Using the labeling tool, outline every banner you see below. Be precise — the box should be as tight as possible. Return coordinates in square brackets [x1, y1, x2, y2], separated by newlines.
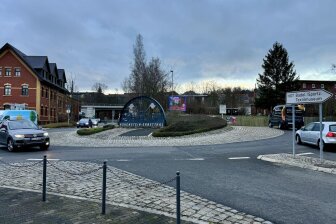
[169, 96, 186, 111]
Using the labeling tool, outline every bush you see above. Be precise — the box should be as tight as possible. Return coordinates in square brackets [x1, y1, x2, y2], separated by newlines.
[43, 122, 76, 128]
[77, 125, 114, 136]
[153, 114, 227, 137]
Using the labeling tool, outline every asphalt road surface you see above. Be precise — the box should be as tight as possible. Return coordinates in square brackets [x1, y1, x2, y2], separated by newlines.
[1, 131, 336, 224]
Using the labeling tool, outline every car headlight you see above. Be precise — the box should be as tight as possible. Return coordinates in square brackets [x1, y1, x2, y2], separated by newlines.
[43, 132, 49, 137]
[76, 122, 79, 125]
[85, 123, 89, 125]
[15, 134, 25, 138]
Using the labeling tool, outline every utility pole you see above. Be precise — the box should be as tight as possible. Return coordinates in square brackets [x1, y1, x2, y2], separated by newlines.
[171, 70, 174, 96]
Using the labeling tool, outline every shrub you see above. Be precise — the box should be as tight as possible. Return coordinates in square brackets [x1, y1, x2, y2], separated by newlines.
[43, 122, 76, 128]
[77, 125, 114, 136]
[153, 114, 227, 137]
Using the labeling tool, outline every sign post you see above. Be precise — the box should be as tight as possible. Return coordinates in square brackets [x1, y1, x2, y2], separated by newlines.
[66, 104, 71, 125]
[219, 104, 226, 119]
[286, 89, 333, 161]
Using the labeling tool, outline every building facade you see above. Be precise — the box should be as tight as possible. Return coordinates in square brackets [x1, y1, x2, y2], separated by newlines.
[0, 43, 79, 124]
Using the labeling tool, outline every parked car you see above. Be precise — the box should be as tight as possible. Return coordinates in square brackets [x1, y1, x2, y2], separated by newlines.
[269, 105, 305, 130]
[0, 119, 50, 152]
[76, 118, 99, 128]
[295, 122, 336, 150]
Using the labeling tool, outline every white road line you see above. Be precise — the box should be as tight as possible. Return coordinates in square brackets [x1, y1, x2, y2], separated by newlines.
[174, 158, 205, 161]
[116, 159, 131, 162]
[228, 157, 250, 160]
[148, 133, 153, 137]
[27, 159, 60, 161]
[297, 152, 314, 156]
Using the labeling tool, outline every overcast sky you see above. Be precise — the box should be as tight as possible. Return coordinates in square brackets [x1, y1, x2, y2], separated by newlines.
[1, 0, 335, 93]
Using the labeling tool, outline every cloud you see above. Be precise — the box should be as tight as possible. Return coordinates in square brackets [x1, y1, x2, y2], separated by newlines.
[1, 0, 336, 93]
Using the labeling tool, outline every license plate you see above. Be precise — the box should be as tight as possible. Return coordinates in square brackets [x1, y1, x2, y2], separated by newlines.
[31, 137, 40, 140]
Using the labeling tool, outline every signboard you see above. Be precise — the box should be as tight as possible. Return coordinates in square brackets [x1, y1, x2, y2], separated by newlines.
[168, 96, 186, 111]
[219, 104, 226, 114]
[286, 89, 333, 104]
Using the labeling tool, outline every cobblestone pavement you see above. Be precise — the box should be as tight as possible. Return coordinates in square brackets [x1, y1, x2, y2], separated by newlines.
[0, 160, 273, 224]
[258, 153, 336, 175]
[49, 126, 284, 147]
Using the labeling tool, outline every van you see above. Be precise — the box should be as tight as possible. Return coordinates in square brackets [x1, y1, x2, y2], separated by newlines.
[268, 105, 304, 130]
[0, 110, 38, 125]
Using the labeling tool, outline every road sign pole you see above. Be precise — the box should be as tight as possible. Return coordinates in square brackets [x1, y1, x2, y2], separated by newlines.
[319, 103, 323, 162]
[292, 105, 296, 158]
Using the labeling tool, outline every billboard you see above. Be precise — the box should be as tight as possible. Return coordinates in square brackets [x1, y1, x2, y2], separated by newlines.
[169, 96, 186, 111]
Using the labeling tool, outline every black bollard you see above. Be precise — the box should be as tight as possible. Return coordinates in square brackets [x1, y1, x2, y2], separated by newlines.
[102, 161, 107, 214]
[42, 155, 47, 201]
[176, 171, 180, 224]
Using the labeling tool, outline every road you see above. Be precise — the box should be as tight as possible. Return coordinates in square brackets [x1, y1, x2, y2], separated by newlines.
[0, 130, 336, 224]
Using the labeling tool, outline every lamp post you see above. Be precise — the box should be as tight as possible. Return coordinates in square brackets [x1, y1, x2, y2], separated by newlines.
[171, 70, 174, 97]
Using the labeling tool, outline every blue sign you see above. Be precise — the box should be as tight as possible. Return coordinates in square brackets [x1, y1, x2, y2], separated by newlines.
[119, 96, 166, 128]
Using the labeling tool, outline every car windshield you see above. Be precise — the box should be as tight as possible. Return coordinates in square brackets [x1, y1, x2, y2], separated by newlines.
[80, 119, 89, 123]
[8, 120, 37, 130]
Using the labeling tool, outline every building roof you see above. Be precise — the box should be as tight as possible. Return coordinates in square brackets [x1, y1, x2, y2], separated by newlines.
[0, 43, 68, 92]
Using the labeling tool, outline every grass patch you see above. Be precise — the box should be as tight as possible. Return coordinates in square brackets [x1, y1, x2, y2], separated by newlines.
[43, 122, 76, 128]
[77, 125, 115, 136]
[153, 114, 227, 137]
[232, 116, 269, 126]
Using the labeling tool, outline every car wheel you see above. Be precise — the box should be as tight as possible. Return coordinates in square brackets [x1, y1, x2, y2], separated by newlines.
[317, 139, 325, 151]
[268, 122, 273, 128]
[7, 138, 16, 152]
[295, 135, 302, 145]
[278, 122, 283, 130]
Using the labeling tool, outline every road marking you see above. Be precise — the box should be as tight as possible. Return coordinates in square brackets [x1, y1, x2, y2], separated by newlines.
[297, 152, 314, 156]
[228, 157, 250, 160]
[174, 158, 204, 161]
[116, 159, 131, 162]
[27, 159, 60, 161]
[148, 133, 153, 137]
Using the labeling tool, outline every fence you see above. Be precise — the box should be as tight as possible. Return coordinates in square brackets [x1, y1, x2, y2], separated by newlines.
[0, 156, 181, 224]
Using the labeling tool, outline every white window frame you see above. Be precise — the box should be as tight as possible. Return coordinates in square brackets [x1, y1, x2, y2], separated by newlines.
[14, 67, 21, 77]
[302, 83, 306, 89]
[21, 84, 29, 96]
[4, 84, 11, 96]
[5, 68, 11, 76]
[312, 84, 316, 89]
[321, 84, 324, 89]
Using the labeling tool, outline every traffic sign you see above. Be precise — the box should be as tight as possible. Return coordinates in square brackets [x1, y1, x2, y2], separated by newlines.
[286, 89, 333, 104]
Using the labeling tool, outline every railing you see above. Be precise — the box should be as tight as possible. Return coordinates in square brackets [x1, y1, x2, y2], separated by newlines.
[0, 156, 181, 223]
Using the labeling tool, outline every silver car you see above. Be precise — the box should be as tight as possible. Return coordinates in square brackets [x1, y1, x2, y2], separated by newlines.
[295, 122, 336, 150]
[0, 119, 50, 152]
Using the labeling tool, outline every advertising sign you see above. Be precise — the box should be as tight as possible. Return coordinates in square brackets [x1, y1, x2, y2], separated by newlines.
[169, 96, 186, 111]
[219, 104, 226, 114]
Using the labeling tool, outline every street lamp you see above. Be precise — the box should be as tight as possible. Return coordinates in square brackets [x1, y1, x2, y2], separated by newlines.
[171, 70, 174, 96]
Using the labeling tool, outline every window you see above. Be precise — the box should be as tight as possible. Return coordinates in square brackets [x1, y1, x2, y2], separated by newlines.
[0, 67, 2, 76]
[41, 106, 44, 116]
[22, 85, 29, 96]
[5, 68, 11, 76]
[46, 89, 48, 98]
[45, 107, 48, 116]
[312, 84, 316, 89]
[14, 68, 21, 77]
[41, 87, 44, 97]
[4, 85, 11, 95]
[321, 84, 324, 89]
[302, 83, 306, 89]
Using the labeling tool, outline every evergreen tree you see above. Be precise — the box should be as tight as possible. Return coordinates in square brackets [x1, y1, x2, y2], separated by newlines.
[256, 42, 300, 110]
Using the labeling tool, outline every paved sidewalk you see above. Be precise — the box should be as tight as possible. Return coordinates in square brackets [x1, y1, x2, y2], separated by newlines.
[0, 187, 184, 224]
[0, 160, 273, 224]
[50, 126, 284, 147]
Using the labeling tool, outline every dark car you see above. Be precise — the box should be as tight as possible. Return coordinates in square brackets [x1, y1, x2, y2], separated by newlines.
[76, 118, 99, 128]
[0, 119, 50, 152]
[269, 105, 305, 130]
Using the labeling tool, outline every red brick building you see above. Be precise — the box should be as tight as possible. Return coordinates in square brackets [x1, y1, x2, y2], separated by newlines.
[0, 43, 79, 124]
[298, 80, 336, 116]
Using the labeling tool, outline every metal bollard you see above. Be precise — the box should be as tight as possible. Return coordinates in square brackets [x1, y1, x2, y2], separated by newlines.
[42, 155, 47, 201]
[176, 171, 180, 224]
[102, 161, 107, 215]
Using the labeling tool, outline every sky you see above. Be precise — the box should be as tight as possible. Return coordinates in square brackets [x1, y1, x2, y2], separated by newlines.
[1, 0, 336, 94]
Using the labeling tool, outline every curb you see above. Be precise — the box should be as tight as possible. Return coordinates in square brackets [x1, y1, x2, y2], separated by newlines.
[258, 153, 336, 175]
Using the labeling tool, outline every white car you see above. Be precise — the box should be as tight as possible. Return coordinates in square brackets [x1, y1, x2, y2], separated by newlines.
[295, 122, 336, 150]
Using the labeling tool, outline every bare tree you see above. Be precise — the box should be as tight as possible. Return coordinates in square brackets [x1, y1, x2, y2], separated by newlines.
[92, 82, 108, 94]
